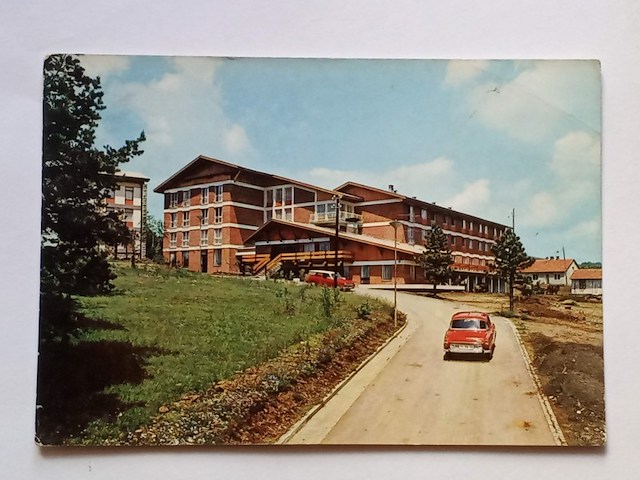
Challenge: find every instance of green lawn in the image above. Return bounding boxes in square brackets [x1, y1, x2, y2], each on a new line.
[65, 263, 384, 443]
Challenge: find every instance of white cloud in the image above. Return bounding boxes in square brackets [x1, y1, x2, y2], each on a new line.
[468, 61, 600, 142]
[224, 124, 251, 155]
[444, 60, 489, 86]
[306, 157, 454, 197]
[523, 130, 601, 227]
[445, 179, 491, 213]
[79, 55, 131, 79]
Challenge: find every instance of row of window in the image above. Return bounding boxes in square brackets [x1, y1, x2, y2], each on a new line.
[108, 186, 137, 201]
[414, 207, 499, 237]
[416, 228, 493, 252]
[169, 185, 224, 208]
[169, 208, 223, 228]
[169, 229, 223, 248]
[173, 250, 223, 268]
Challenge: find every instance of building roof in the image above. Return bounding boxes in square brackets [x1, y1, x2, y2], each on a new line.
[245, 219, 425, 256]
[335, 181, 508, 229]
[115, 170, 150, 182]
[154, 155, 360, 201]
[571, 268, 602, 280]
[521, 258, 577, 274]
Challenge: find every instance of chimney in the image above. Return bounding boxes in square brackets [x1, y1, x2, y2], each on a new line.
[388, 184, 395, 192]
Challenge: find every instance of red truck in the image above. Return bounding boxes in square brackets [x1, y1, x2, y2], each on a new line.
[443, 311, 496, 360]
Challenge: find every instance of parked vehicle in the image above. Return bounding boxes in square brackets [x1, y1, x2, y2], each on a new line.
[443, 311, 496, 360]
[305, 269, 355, 291]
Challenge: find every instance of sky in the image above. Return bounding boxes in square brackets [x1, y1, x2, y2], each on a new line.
[79, 56, 602, 263]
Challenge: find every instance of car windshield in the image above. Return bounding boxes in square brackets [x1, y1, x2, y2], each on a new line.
[450, 319, 487, 330]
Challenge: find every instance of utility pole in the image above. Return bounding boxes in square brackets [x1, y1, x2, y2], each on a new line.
[512, 208, 515, 231]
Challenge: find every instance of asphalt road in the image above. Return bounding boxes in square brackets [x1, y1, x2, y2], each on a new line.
[281, 288, 562, 446]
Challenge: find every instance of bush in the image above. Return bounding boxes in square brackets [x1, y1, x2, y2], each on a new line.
[356, 301, 372, 319]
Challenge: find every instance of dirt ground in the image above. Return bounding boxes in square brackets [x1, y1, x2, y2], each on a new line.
[441, 291, 605, 446]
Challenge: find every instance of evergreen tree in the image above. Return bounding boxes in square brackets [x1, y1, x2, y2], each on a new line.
[145, 215, 165, 262]
[40, 54, 145, 341]
[491, 229, 534, 311]
[415, 222, 453, 296]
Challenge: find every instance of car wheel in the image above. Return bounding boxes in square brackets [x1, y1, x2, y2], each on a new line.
[443, 352, 450, 361]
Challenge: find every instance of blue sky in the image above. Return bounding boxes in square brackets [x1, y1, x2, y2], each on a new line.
[79, 56, 602, 263]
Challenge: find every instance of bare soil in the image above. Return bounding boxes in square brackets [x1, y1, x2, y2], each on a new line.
[440, 291, 605, 446]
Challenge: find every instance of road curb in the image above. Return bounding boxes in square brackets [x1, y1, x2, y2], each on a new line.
[506, 317, 568, 446]
[276, 316, 409, 444]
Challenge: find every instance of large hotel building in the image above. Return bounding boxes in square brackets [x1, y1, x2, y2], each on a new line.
[155, 155, 508, 292]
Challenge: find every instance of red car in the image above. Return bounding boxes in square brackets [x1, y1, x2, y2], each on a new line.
[305, 269, 355, 291]
[443, 311, 496, 360]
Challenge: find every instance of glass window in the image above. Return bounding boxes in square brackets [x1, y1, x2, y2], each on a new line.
[214, 207, 223, 223]
[214, 185, 223, 202]
[284, 208, 293, 221]
[170, 213, 177, 228]
[421, 209, 427, 220]
[382, 265, 392, 281]
[201, 209, 209, 225]
[182, 211, 189, 227]
[201, 187, 209, 204]
[183, 190, 190, 207]
[361, 265, 370, 279]
[284, 186, 293, 205]
[125, 187, 134, 201]
[182, 231, 189, 247]
[170, 233, 177, 248]
[214, 249, 222, 266]
[214, 228, 222, 245]
[200, 229, 208, 246]
[183, 251, 189, 268]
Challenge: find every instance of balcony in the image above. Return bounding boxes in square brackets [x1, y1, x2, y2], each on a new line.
[310, 211, 362, 225]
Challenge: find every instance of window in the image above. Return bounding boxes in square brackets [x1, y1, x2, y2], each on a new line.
[284, 186, 293, 205]
[214, 207, 223, 224]
[214, 228, 222, 245]
[284, 208, 293, 221]
[579, 280, 587, 290]
[201, 208, 209, 225]
[422, 229, 428, 241]
[214, 185, 223, 202]
[183, 190, 190, 207]
[200, 229, 208, 246]
[170, 192, 179, 208]
[170, 213, 177, 228]
[125, 187, 134, 201]
[462, 219, 467, 229]
[183, 251, 189, 268]
[201, 187, 209, 204]
[409, 206, 415, 222]
[445, 215, 451, 225]
[407, 227, 414, 244]
[182, 231, 189, 247]
[361, 265, 370, 279]
[554, 274, 562, 280]
[533, 274, 539, 280]
[214, 249, 222, 266]
[170, 233, 177, 248]
[421, 209, 427, 220]
[182, 211, 190, 227]
[382, 265, 392, 281]
[469, 221, 474, 232]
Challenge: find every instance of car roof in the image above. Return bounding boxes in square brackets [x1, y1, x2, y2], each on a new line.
[451, 311, 490, 320]
[308, 270, 334, 275]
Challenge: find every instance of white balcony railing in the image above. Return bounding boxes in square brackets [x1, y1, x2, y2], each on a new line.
[310, 211, 362, 224]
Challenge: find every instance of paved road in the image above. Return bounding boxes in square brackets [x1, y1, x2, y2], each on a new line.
[281, 288, 562, 446]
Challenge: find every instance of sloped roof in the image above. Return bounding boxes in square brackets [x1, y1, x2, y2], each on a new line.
[571, 268, 602, 280]
[154, 155, 360, 201]
[521, 258, 577, 274]
[245, 218, 424, 256]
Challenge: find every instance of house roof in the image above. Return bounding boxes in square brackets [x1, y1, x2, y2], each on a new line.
[245, 218, 425, 256]
[571, 269, 602, 280]
[521, 258, 577, 274]
[116, 170, 150, 182]
[154, 155, 360, 201]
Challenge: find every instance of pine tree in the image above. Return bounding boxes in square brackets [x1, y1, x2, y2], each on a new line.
[491, 229, 534, 311]
[40, 54, 145, 341]
[415, 222, 453, 296]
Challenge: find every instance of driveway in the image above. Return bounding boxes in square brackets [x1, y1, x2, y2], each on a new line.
[281, 288, 563, 446]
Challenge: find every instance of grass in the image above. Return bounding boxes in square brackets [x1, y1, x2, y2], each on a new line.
[61, 263, 387, 443]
